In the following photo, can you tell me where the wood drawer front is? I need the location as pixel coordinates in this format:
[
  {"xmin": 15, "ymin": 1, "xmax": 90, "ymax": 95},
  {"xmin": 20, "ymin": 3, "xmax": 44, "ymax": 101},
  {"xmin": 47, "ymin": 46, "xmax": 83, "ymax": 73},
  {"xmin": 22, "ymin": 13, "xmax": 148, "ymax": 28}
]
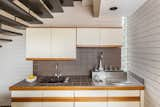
[
  {"xmin": 75, "ymin": 90, "xmax": 106, "ymax": 97},
  {"xmin": 11, "ymin": 102, "xmax": 42, "ymax": 107},
  {"xmin": 43, "ymin": 91, "xmax": 74, "ymax": 97},
  {"xmin": 108, "ymin": 90, "xmax": 140, "ymax": 97},
  {"xmin": 108, "ymin": 102, "xmax": 140, "ymax": 107},
  {"xmin": 75, "ymin": 102, "xmax": 106, "ymax": 107},
  {"xmin": 43, "ymin": 102, "xmax": 74, "ymax": 107},
  {"xmin": 11, "ymin": 91, "xmax": 42, "ymax": 97}
]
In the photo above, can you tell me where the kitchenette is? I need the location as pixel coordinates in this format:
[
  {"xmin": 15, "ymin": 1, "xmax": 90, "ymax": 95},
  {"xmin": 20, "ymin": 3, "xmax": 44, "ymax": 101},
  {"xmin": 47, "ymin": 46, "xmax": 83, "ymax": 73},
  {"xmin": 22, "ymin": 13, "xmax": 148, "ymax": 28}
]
[
  {"xmin": 9, "ymin": 27, "xmax": 144, "ymax": 107},
  {"xmin": 2, "ymin": 0, "xmax": 157, "ymax": 107}
]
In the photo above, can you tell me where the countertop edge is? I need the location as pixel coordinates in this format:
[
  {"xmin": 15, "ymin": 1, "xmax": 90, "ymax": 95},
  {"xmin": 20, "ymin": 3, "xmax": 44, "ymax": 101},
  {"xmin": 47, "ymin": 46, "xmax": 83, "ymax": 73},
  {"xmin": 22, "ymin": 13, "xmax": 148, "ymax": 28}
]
[{"xmin": 9, "ymin": 86, "xmax": 144, "ymax": 91}]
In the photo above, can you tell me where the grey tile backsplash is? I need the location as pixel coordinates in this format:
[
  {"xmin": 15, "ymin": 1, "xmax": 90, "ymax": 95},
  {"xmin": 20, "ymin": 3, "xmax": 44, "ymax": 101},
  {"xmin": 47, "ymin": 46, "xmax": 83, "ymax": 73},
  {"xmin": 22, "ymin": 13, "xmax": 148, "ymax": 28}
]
[{"xmin": 33, "ymin": 48, "xmax": 121, "ymax": 76}]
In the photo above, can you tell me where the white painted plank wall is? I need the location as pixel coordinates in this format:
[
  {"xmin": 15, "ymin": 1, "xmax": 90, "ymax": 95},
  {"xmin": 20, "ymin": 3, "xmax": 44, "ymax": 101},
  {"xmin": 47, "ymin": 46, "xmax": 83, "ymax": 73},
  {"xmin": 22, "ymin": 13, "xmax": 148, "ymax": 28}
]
[
  {"xmin": 0, "ymin": 25, "xmax": 32, "ymax": 105},
  {"xmin": 127, "ymin": 0, "xmax": 160, "ymax": 107}
]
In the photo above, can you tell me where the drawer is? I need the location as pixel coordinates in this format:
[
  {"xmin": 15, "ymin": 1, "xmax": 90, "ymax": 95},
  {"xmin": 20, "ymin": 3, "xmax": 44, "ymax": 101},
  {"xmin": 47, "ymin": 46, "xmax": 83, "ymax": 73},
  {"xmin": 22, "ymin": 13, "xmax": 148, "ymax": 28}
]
[
  {"xmin": 75, "ymin": 102, "xmax": 106, "ymax": 107},
  {"xmin": 108, "ymin": 102, "xmax": 140, "ymax": 107},
  {"xmin": 108, "ymin": 90, "xmax": 140, "ymax": 97},
  {"xmin": 11, "ymin": 91, "xmax": 42, "ymax": 97},
  {"xmin": 75, "ymin": 90, "xmax": 106, "ymax": 97},
  {"xmin": 11, "ymin": 102, "xmax": 42, "ymax": 107},
  {"xmin": 43, "ymin": 91, "xmax": 74, "ymax": 97},
  {"xmin": 43, "ymin": 102, "xmax": 74, "ymax": 107}
]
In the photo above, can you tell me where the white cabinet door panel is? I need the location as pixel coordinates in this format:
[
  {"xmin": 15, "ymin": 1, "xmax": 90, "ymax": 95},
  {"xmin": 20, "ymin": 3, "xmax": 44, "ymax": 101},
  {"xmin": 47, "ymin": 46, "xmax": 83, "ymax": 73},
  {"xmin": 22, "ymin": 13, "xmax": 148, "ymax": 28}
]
[
  {"xmin": 11, "ymin": 91, "xmax": 42, "ymax": 97},
  {"xmin": 26, "ymin": 28, "xmax": 51, "ymax": 58},
  {"xmin": 75, "ymin": 90, "xmax": 106, "ymax": 97},
  {"xmin": 43, "ymin": 102, "xmax": 73, "ymax": 107},
  {"xmin": 75, "ymin": 102, "xmax": 106, "ymax": 107},
  {"xmin": 108, "ymin": 102, "xmax": 139, "ymax": 107},
  {"xmin": 100, "ymin": 28, "xmax": 123, "ymax": 45},
  {"xmin": 108, "ymin": 90, "xmax": 140, "ymax": 97},
  {"xmin": 51, "ymin": 28, "xmax": 76, "ymax": 58},
  {"xmin": 77, "ymin": 28, "xmax": 100, "ymax": 46},
  {"xmin": 43, "ymin": 91, "xmax": 74, "ymax": 97},
  {"xmin": 12, "ymin": 102, "xmax": 41, "ymax": 107}
]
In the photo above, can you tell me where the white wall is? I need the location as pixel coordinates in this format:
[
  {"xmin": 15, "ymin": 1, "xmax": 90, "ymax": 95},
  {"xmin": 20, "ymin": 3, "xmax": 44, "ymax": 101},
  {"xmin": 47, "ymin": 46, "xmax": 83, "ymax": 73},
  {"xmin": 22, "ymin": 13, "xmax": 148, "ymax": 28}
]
[
  {"xmin": 127, "ymin": 0, "xmax": 160, "ymax": 107},
  {"xmin": 0, "ymin": 25, "xmax": 32, "ymax": 105}
]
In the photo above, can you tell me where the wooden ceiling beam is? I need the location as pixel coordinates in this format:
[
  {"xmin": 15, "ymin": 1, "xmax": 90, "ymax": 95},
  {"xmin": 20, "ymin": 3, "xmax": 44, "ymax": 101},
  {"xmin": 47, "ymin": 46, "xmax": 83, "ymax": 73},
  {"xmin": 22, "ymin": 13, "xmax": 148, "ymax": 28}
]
[
  {"xmin": 18, "ymin": 0, "xmax": 53, "ymax": 18},
  {"xmin": 0, "ymin": 0, "xmax": 43, "ymax": 24},
  {"xmin": 0, "ymin": 28, "xmax": 23, "ymax": 36},
  {"xmin": 42, "ymin": 0, "xmax": 64, "ymax": 13},
  {"xmin": 93, "ymin": 0, "xmax": 101, "ymax": 17},
  {"xmin": 0, "ymin": 15, "xmax": 27, "ymax": 30},
  {"xmin": 0, "ymin": 38, "xmax": 13, "ymax": 42}
]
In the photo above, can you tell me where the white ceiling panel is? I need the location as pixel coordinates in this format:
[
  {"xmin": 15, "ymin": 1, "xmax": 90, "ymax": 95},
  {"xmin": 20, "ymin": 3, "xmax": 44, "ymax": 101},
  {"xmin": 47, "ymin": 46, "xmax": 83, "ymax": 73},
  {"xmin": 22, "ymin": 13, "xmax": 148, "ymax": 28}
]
[{"xmin": 100, "ymin": 0, "xmax": 148, "ymax": 16}]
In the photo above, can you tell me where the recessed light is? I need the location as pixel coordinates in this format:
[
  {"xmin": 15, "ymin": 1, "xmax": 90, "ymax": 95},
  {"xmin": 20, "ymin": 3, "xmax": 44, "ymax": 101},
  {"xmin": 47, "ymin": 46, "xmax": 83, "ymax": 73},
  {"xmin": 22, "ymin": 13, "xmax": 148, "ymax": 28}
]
[{"xmin": 109, "ymin": 7, "xmax": 118, "ymax": 11}]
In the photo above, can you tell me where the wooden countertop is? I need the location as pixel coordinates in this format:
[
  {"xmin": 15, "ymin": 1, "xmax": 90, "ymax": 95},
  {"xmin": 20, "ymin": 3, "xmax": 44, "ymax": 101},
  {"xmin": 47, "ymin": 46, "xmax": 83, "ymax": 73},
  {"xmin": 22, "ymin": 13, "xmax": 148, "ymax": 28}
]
[{"xmin": 9, "ymin": 85, "xmax": 144, "ymax": 90}]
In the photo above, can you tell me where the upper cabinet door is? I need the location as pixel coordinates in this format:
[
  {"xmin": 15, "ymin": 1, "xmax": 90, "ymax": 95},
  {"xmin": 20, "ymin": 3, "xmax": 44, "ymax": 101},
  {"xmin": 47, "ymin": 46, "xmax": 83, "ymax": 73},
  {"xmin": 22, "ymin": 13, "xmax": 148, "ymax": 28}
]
[
  {"xmin": 51, "ymin": 28, "xmax": 76, "ymax": 59},
  {"xmin": 100, "ymin": 28, "xmax": 123, "ymax": 46},
  {"xmin": 77, "ymin": 28, "xmax": 100, "ymax": 47},
  {"xmin": 26, "ymin": 28, "xmax": 51, "ymax": 58}
]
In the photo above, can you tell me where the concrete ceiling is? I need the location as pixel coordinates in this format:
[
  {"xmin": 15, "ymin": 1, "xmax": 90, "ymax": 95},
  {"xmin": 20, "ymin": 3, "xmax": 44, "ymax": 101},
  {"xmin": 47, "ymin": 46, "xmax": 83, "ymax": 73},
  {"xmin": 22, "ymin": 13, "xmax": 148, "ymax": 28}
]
[
  {"xmin": 37, "ymin": 0, "xmax": 148, "ymax": 27},
  {"xmin": 99, "ymin": 0, "xmax": 148, "ymax": 17},
  {"xmin": 10, "ymin": 0, "xmax": 148, "ymax": 27},
  {"xmin": 32, "ymin": 1, "xmax": 122, "ymax": 27}
]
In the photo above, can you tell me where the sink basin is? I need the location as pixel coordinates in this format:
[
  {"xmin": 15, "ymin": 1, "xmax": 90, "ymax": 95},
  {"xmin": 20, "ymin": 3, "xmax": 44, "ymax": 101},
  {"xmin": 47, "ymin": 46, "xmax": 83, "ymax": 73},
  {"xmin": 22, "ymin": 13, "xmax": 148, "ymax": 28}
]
[
  {"xmin": 92, "ymin": 71, "xmax": 127, "ymax": 83},
  {"xmin": 93, "ymin": 81, "xmax": 137, "ymax": 86},
  {"xmin": 39, "ymin": 76, "xmax": 69, "ymax": 83},
  {"xmin": 111, "ymin": 81, "xmax": 137, "ymax": 86}
]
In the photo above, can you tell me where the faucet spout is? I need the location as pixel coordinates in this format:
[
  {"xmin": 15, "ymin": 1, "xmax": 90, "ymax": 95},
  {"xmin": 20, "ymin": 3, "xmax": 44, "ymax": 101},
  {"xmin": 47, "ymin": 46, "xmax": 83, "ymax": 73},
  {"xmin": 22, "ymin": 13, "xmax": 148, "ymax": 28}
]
[
  {"xmin": 55, "ymin": 63, "xmax": 62, "ymax": 79},
  {"xmin": 98, "ymin": 52, "xmax": 104, "ymax": 71}
]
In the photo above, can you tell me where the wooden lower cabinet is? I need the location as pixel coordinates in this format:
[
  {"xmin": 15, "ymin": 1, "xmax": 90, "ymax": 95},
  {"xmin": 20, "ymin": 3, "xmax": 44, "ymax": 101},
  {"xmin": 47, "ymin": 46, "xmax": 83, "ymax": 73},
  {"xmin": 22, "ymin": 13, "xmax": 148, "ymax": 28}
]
[
  {"xmin": 75, "ymin": 102, "xmax": 106, "ymax": 107},
  {"xmin": 12, "ymin": 102, "xmax": 41, "ymax": 107},
  {"xmin": 43, "ymin": 102, "xmax": 74, "ymax": 107},
  {"xmin": 108, "ymin": 102, "xmax": 139, "ymax": 107}
]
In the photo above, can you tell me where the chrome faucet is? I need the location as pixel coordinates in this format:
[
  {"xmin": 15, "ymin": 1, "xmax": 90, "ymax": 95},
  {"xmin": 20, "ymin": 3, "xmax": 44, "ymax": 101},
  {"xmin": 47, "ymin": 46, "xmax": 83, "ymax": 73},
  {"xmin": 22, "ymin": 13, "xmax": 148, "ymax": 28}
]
[
  {"xmin": 97, "ymin": 52, "xmax": 104, "ymax": 71},
  {"xmin": 54, "ymin": 63, "xmax": 62, "ymax": 79}
]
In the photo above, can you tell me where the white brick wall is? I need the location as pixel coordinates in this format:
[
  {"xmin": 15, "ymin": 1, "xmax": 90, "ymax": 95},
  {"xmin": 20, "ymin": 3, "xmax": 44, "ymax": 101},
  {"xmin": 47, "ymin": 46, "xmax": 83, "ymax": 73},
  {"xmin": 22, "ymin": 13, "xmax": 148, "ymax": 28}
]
[
  {"xmin": 0, "ymin": 25, "xmax": 32, "ymax": 105},
  {"xmin": 121, "ymin": 17, "xmax": 128, "ymax": 71},
  {"xmin": 127, "ymin": 0, "xmax": 160, "ymax": 107}
]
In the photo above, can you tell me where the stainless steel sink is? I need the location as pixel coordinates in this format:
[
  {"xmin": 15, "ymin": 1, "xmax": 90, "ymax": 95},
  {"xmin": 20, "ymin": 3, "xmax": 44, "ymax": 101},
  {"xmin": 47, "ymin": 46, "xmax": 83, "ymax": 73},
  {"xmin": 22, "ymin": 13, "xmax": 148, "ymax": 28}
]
[
  {"xmin": 111, "ymin": 81, "xmax": 137, "ymax": 86},
  {"xmin": 92, "ymin": 71, "xmax": 127, "ymax": 83},
  {"xmin": 93, "ymin": 81, "xmax": 137, "ymax": 86},
  {"xmin": 39, "ymin": 76, "xmax": 69, "ymax": 83}
]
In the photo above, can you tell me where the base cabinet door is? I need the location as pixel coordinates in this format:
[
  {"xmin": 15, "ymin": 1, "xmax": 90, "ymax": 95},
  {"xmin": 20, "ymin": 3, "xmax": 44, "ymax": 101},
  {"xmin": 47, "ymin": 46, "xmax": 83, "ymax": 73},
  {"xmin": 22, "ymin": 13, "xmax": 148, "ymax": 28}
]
[
  {"xmin": 12, "ymin": 102, "xmax": 42, "ymax": 107},
  {"xmin": 43, "ymin": 102, "xmax": 74, "ymax": 107},
  {"xmin": 108, "ymin": 102, "xmax": 139, "ymax": 107},
  {"xmin": 75, "ymin": 102, "xmax": 106, "ymax": 107}
]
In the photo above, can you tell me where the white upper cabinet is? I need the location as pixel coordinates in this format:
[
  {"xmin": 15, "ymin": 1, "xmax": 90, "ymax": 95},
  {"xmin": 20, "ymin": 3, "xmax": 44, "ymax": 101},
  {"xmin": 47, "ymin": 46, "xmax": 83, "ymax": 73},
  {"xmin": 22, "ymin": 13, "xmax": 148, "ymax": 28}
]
[
  {"xmin": 100, "ymin": 28, "xmax": 123, "ymax": 46},
  {"xmin": 26, "ymin": 27, "xmax": 122, "ymax": 60},
  {"xmin": 26, "ymin": 28, "xmax": 51, "ymax": 58},
  {"xmin": 51, "ymin": 28, "xmax": 76, "ymax": 59},
  {"xmin": 77, "ymin": 28, "xmax": 100, "ymax": 47},
  {"xmin": 26, "ymin": 28, "xmax": 76, "ymax": 60},
  {"xmin": 77, "ymin": 28, "xmax": 123, "ymax": 47}
]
